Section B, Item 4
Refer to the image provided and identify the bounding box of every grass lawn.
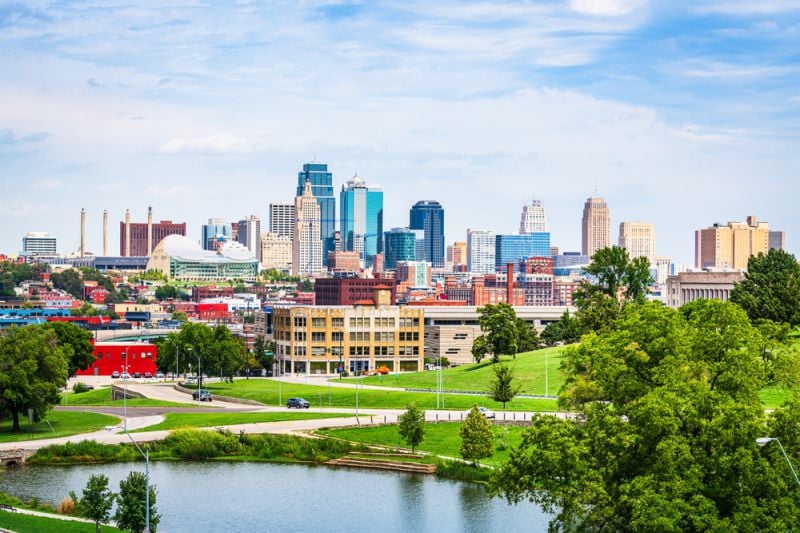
[0,510,120,532]
[760,386,795,409]
[60,387,206,408]
[0,411,119,443]
[202,379,559,411]
[319,422,526,466]
[353,346,566,395]
[132,411,351,432]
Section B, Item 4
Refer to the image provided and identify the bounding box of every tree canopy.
[472,303,526,363]
[492,300,800,530]
[488,364,520,409]
[398,402,426,453]
[155,322,246,380]
[115,471,160,533]
[460,405,494,465]
[731,249,800,326]
[42,321,95,376]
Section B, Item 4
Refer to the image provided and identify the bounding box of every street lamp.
[163,337,180,382]
[757,437,800,487]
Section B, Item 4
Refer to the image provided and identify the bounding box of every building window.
[332,318,344,328]
[311,332,326,342]
[294,316,307,327]
[312,318,326,328]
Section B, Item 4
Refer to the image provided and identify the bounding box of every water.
[0,462,549,532]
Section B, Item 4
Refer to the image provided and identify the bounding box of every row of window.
[280,316,421,329]
[96,352,154,360]
[289,331,420,343]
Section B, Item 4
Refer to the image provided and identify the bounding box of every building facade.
[495,233,551,270]
[655,256,672,286]
[22,232,57,256]
[260,232,292,271]
[339,174,383,267]
[409,200,445,268]
[396,261,432,288]
[237,215,262,262]
[297,163,336,265]
[618,222,656,266]
[695,216,769,269]
[120,220,186,257]
[292,179,323,276]
[269,202,296,239]
[314,276,397,306]
[446,241,467,270]
[519,198,548,234]
[666,271,745,308]
[769,230,786,251]
[384,228,416,269]
[327,251,361,273]
[201,219,232,251]
[147,235,258,281]
[581,196,610,258]
[466,229,495,274]
[76,342,158,377]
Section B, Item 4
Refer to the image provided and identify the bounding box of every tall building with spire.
[581,196,610,258]
[519,198,547,234]
[340,174,383,267]
[296,162,335,266]
[293,179,323,276]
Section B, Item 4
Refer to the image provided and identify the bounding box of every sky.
[1,0,799,265]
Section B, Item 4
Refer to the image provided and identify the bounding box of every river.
[0,462,550,532]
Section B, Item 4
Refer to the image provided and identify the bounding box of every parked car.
[286,397,310,409]
[111,370,120,378]
[192,389,213,402]
[133,372,142,379]
[468,406,495,419]
[184,376,197,385]
[144,372,152,379]
[121,372,131,379]
[155,372,164,379]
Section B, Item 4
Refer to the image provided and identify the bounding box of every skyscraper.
[237,215,261,262]
[467,229,495,274]
[296,162,335,265]
[519,198,548,234]
[293,179,323,276]
[618,222,656,266]
[447,241,467,269]
[581,197,611,258]
[269,202,296,239]
[495,233,551,271]
[695,216,769,269]
[201,218,233,250]
[384,227,417,269]
[339,174,383,267]
[409,200,445,268]
[22,232,57,256]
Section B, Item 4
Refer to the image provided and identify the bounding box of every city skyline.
[1,2,798,263]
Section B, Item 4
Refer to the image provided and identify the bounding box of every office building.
[147,235,258,281]
[384,228,417,270]
[447,241,467,270]
[120,213,186,257]
[201,218,233,251]
[618,222,656,266]
[695,216,769,270]
[409,200,445,268]
[769,230,786,251]
[495,233,551,270]
[396,261,431,288]
[327,251,361,273]
[297,162,335,265]
[581,196,610,258]
[519,198,548,233]
[269,202,296,238]
[237,215,261,262]
[655,256,672,286]
[292,179,323,276]
[339,174,383,267]
[315,276,397,305]
[22,232,57,257]
[666,271,745,308]
[467,229,495,274]
[260,232,292,271]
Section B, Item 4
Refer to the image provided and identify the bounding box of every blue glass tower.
[297,163,336,265]
[339,175,383,266]
[409,200,445,268]
[384,228,416,269]
[495,233,551,271]
[201,219,232,251]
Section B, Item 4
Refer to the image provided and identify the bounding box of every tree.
[515,318,540,352]
[541,310,581,347]
[473,303,519,363]
[51,269,84,299]
[471,335,490,364]
[489,364,520,409]
[460,405,494,465]
[397,402,426,453]
[42,321,95,376]
[731,249,800,326]
[0,325,68,430]
[253,336,274,372]
[115,471,160,533]
[154,285,178,301]
[171,311,188,322]
[76,474,115,533]
[492,300,800,530]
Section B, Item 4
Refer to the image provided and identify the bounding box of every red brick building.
[196,303,228,321]
[314,277,397,306]
[120,220,186,256]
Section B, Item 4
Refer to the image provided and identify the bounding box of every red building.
[120,220,187,256]
[197,303,228,321]
[314,277,397,305]
[76,342,158,377]
[192,285,234,302]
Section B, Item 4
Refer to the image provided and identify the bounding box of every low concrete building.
[666,270,745,308]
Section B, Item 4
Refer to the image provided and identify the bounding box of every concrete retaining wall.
[172,384,264,406]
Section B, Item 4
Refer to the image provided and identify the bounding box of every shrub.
[56,495,76,514]
[72,382,92,394]
[163,429,228,460]
[435,460,493,483]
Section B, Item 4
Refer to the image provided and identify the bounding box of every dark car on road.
[286,397,310,409]
[133,372,141,379]
[192,389,213,402]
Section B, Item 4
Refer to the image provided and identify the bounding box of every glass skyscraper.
[201,219,233,251]
[384,227,416,269]
[495,233,551,271]
[297,163,335,265]
[339,175,383,267]
[409,200,445,268]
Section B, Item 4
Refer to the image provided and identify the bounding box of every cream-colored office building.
[666,271,745,308]
[260,232,292,271]
[618,222,655,266]
[695,216,769,270]
[292,179,323,276]
[581,196,611,258]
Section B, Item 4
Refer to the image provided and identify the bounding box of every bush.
[56,496,75,514]
[496,427,510,452]
[435,460,493,483]
[29,440,140,464]
[72,382,92,394]
[163,429,229,460]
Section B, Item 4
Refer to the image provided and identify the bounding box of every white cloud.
[681,62,797,79]
[6,200,34,216]
[569,0,646,16]
[157,132,253,155]
[692,1,800,15]
[30,178,62,190]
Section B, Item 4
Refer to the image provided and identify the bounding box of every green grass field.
[132,411,351,432]
[60,387,208,408]
[319,422,527,466]
[0,411,119,443]
[0,510,120,533]
[202,379,559,411]
[354,346,565,395]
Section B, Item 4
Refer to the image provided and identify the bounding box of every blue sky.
[1,0,798,264]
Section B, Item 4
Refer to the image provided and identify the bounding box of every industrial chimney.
[506,262,514,305]
[102,209,108,256]
[124,209,131,257]
[80,208,86,258]
[147,205,153,255]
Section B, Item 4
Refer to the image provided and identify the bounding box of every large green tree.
[731,249,800,326]
[460,405,494,465]
[540,310,581,347]
[0,325,68,430]
[42,321,95,376]
[115,471,160,533]
[492,300,800,530]
[398,402,426,453]
[76,474,115,533]
[472,303,520,363]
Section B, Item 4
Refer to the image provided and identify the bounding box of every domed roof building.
[146,235,258,281]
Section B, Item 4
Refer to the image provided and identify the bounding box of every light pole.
[757,437,800,487]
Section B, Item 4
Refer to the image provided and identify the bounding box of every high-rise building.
[581,196,610,258]
[327,251,361,272]
[409,200,445,268]
[495,233,551,271]
[695,215,769,270]
[384,228,417,270]
[655,256,672,286]
[339,174,383,267]
[201,218,233,251]
[292,179,323,276]
[22,232,57,256]
[269,202,296,239]
[467,229,495,274]
[260,232,292,271]
[618,222,656,266]
[519,198,547,234]
[447,241,467,269]
[120,217,186,257]
[769,230,786,251]
[237,215,261,262]
[296,162,335,265]
[396,260,432,288]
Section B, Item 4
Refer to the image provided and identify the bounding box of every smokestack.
[124,209,131,257]
[102,210,108,256]
[506,262,514,305]
[147,205,153,255]
[80,208,86,258]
